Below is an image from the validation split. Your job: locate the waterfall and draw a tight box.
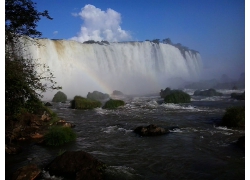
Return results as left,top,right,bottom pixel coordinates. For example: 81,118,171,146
21,38,202,100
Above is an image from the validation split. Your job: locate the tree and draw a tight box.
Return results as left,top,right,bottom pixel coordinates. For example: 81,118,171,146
162,38,172,45
5,0,61,115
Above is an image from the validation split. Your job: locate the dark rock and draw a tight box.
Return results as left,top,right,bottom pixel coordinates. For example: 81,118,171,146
231,92,245,100
46,151,106,180
54,119,76,128
5,144,22,155
134,124,168,136
236,136,245,150
12,164,41,180
44,102,52,106
193,88,223,96
112,90,124,96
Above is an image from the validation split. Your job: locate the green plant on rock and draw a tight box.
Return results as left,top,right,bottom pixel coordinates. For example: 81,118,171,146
71,96,102,109
52,91,67,102
102,99,125,109
221,106,245,128
164,90,191,103
44,126,77,146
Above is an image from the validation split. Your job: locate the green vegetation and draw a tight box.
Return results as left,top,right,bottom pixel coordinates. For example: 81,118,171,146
193,88,223,96
112,90,124,95
87,91,109,101
71,96,102,109
52,91,67,102
164,90,191,103
44,126,77,146
5,0,61,117
102,99,125,109
221,106,245,128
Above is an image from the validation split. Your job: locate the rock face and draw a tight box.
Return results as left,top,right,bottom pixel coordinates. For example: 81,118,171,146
12,164,41,180
134,124,168,136
46,151,106,180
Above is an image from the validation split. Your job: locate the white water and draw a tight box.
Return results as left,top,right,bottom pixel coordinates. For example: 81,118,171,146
21,38,202,100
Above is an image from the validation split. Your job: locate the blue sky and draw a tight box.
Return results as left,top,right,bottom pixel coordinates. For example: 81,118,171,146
32,0,246,80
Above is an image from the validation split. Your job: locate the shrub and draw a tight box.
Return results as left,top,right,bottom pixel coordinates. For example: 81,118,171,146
221,106,245,128
44,126,77,146
71,96,102,109
160,87,171,98
164,90,191,103
102,99,125,109
87,91,109,101
52,91,67,102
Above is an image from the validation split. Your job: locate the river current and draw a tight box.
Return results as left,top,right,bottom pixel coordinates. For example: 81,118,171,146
6,89,245,180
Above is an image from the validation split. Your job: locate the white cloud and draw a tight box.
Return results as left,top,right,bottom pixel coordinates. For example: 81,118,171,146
70,4,131,42
53,31,58,35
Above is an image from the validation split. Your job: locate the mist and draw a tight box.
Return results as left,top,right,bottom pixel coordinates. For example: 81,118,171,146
21,38,202,101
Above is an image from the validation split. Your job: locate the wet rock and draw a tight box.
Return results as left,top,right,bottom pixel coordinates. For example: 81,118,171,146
134,124,168,136
41,111,51,121
46,151,106,180
12,164,41,180
54,119,76,128
44,102,52,106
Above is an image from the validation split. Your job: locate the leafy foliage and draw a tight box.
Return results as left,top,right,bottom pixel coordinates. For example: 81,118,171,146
52,91,67,102
71,96,102,109
44,126,77,146
5,0,61,116
87,91,109,101
102,99,125,109
164,90,191,104
221,106,245,128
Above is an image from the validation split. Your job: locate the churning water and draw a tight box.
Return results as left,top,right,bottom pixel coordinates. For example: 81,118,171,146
6,89,245,180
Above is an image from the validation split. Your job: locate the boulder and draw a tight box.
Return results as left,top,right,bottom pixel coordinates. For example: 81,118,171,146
134,124,168,136
71,96,102,109
12,164,41,180
44,102,52,106
112,90,124,96
87,91,109,101
46,151,106,180
193,88,223,96
102,99,125,109
231,92,245,100
54,119,76,128
164,90,191,103
52,91,67,102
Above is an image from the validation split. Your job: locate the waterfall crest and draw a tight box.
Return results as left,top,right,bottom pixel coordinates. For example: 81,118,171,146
21,38,202,100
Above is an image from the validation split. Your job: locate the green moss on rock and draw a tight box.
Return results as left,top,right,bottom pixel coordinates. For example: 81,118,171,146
221,106,245,128
52,91,67,102
44,126,77,146
102,99,125,109
164,90,191,103
87,91,109,101
71,96,102,109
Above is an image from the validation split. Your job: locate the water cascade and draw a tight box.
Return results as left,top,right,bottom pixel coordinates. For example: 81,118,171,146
21,38,202,100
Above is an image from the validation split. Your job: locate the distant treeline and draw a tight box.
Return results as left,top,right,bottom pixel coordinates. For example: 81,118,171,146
81,38,199,58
